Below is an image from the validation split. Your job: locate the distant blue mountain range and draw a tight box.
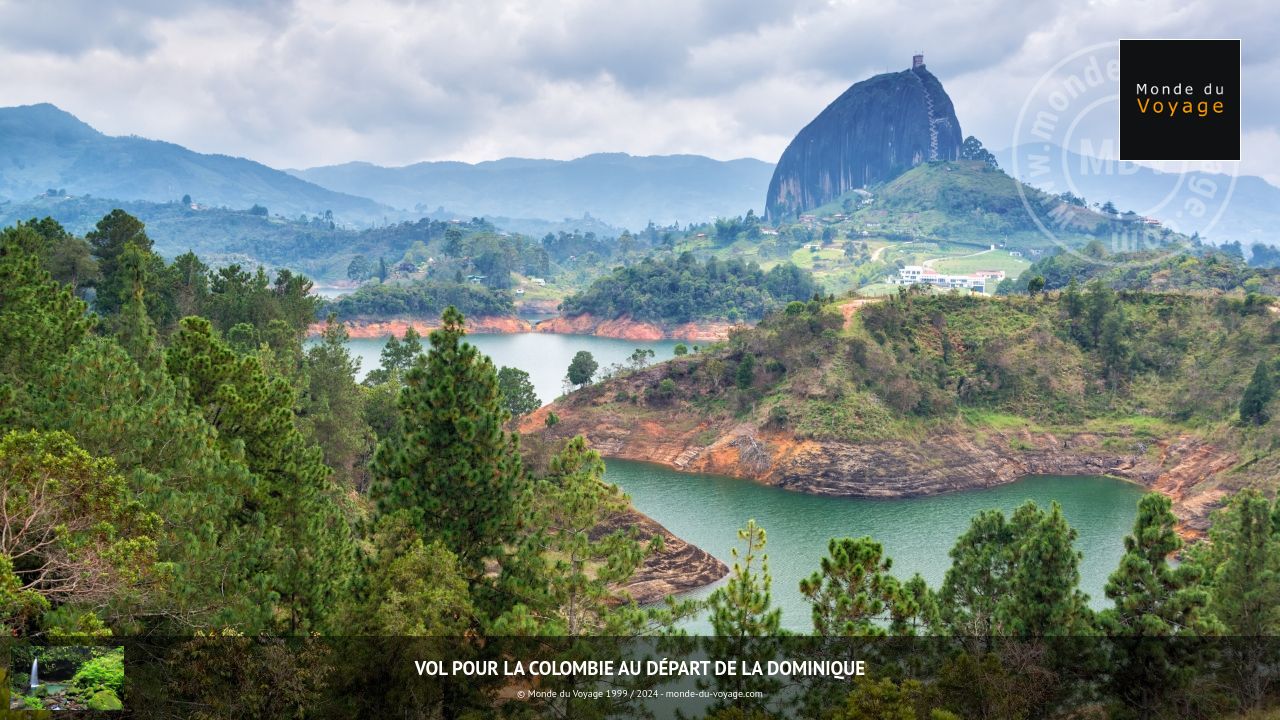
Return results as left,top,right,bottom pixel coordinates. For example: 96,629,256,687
0,103,776,231
0,103,392,223
289,153,775,231
995,144,1280,250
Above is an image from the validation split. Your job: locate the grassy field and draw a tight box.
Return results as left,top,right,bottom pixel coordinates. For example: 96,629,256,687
931,249,1030,275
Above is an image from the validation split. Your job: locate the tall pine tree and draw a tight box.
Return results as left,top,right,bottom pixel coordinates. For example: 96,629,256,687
703,519,786,717
996,502,1093,636
939,509,1017,637
1100,493,1219,717
0,225,94,426
371,307,527,571
1101,493,1214,635
166,317,356,632
86,209,152,315
1193,490,1280,710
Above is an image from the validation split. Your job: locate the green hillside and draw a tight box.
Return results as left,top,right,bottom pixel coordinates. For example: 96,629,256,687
1007,241,1280,295
814,160,1168,255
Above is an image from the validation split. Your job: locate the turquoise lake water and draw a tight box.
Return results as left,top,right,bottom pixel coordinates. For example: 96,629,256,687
337,332,1145,633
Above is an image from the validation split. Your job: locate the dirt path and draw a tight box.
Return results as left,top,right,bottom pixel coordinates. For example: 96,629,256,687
871,240,909,262
923,247,991,268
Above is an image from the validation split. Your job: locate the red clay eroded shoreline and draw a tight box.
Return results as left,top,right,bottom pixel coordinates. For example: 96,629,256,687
312,316,533,338
312,314,743,342
534,314,742,342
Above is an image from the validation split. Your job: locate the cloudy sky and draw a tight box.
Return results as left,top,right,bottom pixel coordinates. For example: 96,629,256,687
3,0,1278,182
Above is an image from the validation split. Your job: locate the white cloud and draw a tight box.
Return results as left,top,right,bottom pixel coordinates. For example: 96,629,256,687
0,0,1276,174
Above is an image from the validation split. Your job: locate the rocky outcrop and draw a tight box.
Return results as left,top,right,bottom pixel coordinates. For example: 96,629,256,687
521,401,1238,541
534,314,742,342
766,62,963,220
604,508,728,603
315,315,531,338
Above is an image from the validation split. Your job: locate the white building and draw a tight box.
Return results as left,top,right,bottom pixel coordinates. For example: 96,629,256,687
895,265,1006,294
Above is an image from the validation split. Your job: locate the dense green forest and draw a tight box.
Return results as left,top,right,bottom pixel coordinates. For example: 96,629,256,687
327,279,515,319
559,252,821,323
0,194,650,286
0,210,690,637
7,210,1280,717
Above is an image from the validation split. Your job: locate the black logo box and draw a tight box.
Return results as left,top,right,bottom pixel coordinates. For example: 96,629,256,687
1120,39,1240,161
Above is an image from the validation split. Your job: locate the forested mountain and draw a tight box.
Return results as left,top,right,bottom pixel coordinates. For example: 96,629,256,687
0,103,392,222
803,159,1147,258
291,153,775,231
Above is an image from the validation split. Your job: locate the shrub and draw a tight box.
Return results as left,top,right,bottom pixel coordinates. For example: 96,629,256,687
87,688,123,711
71,649,124,696
23,695,43,710
646,378,678,405
766,403,790,429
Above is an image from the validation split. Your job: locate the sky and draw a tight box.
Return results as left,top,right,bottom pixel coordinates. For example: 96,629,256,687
2,0,1279,183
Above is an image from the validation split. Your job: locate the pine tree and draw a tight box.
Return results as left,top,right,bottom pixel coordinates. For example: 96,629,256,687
942,502,1092,638
801,536,936,636
300,315,374,489
707,519,782,638
112,242,163,371
996,502,1093,636
340,512,473,636
0,226,94,425
1102,493,1213,635
1239,360,1274,425
1063,277,1083,318
1202,490,1280,636
494,436,667,635
370,307,527,571
37,337,272,631
1194,490,1280,710
167,317,356,632
382,326,423,373
1100,493,1218,717
1084,279,1114,346
703,520,785,717
939,509,1017,637
86,209,152,315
